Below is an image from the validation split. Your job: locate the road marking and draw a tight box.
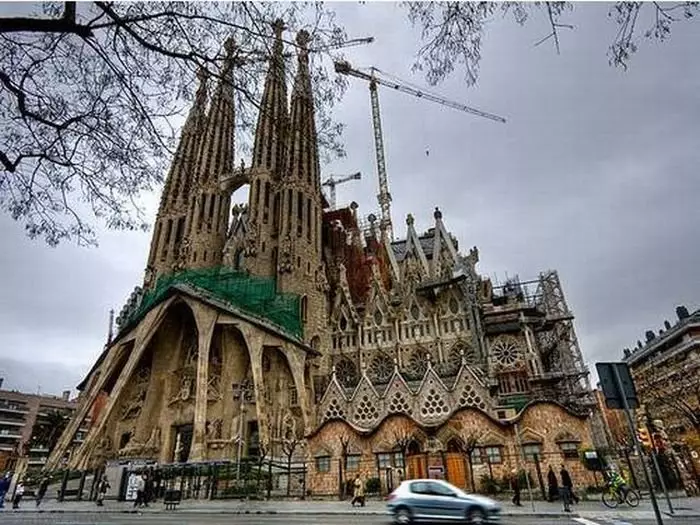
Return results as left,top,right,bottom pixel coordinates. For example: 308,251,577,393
574,518,603,525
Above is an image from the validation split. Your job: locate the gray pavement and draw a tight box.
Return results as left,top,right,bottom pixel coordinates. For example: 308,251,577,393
2,495,699,524
0,513,697,525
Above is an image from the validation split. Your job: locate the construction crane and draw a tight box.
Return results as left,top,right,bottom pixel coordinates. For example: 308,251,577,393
243,36,375,62
322,172,362,209
334,60,506,240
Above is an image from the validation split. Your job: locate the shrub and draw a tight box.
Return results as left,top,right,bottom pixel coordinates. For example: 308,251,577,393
480,474,499,495
365,477,381,494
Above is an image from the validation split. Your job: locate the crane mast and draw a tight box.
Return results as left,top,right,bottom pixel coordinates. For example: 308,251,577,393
335,60,506,241
368,79,393,240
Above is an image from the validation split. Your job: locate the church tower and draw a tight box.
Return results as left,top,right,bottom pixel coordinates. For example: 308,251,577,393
276,30,326,344
244,19,289,277
144,69,209,287
183,38,237,269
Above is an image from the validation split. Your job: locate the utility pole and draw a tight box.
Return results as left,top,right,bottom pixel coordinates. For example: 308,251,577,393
600,363,664,525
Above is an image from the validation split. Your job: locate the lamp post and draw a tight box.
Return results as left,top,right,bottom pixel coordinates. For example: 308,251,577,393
232,379,254,482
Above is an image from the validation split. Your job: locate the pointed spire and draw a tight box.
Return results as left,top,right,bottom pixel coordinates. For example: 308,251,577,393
285,30,319,185
195,37,237,186
159,68,209,212
252,19,288,177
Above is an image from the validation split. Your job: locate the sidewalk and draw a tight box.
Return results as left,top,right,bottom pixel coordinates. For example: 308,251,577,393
4,495,700,518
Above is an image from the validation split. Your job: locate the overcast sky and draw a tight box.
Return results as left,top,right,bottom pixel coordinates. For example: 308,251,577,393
1,3,698,396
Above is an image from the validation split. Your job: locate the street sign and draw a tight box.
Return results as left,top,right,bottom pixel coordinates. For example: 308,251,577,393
596,362,639,410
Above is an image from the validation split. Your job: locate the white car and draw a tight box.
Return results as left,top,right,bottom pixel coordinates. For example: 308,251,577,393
386,479,501,524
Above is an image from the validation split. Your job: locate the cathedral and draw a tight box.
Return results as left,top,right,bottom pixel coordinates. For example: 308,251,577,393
47,21,597,494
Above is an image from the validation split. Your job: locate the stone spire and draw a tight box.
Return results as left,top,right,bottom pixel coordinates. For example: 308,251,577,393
195,37,237,186
284,30,319,187
251,19,288,176
144,68,209,286
275,30,327,346
242,20,289,279
183,37,237,269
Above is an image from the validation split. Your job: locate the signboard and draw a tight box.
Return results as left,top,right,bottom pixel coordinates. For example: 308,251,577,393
125,473,141,501
596,362,639,410
428,466,444,480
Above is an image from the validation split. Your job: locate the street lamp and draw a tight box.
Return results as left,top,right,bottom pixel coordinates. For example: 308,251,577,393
232,379,254,481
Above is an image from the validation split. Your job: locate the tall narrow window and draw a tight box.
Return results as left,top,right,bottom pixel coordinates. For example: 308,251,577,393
297,192,303,238
300,295,308,323
306,197,312,241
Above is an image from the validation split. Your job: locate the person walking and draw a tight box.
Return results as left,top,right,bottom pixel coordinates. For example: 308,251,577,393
12,480,24,509
35,476,49,507
350,475,365,507
547,466,559,502
0,473,10,508
96,475,110,506
143,472,153,507
510,469,522,506
134,473,146,508
560,465,573,512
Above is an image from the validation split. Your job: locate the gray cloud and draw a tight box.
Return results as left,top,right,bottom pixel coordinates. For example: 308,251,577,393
0,3,698,392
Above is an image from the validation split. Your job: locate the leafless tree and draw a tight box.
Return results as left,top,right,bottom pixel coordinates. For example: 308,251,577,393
635,357,700,437
0,1,349,246
392,419,416,459
281,429,302,497
401,2,698,87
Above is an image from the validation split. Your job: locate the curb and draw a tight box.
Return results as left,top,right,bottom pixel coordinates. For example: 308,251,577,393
0,508,578,518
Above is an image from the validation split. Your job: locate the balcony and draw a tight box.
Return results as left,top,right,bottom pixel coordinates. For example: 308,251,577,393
0,431,22,439
0,419,25,427
0,445,15,452
28,456,48,466
0,404,29,414
29,446,49,453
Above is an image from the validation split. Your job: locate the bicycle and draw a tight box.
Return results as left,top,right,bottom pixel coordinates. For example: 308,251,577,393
601,481,640,508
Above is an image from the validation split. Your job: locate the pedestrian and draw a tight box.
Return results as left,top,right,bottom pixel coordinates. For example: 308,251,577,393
560,464,573,512
134,473,145,508
547,466,558,502
0,473,10,508
350,474,365,507
35,476,49,507
96,475,110,507
12,480,25,509
510,469,522,506
143,472,153,507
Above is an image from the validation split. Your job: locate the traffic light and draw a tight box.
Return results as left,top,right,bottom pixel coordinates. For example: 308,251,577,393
638,427,652,452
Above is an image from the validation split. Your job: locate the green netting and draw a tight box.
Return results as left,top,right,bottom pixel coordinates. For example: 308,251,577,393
128,267,302,339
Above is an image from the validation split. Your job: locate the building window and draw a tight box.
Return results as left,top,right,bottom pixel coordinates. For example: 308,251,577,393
393,451,405,468
289,386,298,407
523,443,542,462
470,449,483,465
316,456,331,473
300,296,308,324
345,454,360,471
559,442,579,459
377,453,392,469
484,446,502,464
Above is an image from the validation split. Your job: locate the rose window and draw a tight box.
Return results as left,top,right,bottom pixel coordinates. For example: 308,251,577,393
405,350,429,380
335,358,358,388
458,385,486,410
368,354,394,384
491,337,522,368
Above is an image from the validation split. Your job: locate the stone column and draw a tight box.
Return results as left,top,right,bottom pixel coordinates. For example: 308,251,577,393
188,305,219,461
282,344,311,433
240,326,270,448
70,300,174,469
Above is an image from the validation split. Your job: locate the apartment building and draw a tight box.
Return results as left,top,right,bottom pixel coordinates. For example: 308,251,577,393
0,379,87,471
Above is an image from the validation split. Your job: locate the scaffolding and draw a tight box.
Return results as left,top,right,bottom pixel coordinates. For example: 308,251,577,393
125,267,302,339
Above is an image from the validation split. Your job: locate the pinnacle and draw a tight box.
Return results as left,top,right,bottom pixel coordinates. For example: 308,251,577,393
296,29,311,49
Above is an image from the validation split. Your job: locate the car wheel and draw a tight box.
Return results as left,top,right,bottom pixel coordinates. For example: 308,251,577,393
466,507,486,524
394,507,412,525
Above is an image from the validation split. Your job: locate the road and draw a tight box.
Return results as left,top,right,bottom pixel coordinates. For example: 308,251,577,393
0,514,695,525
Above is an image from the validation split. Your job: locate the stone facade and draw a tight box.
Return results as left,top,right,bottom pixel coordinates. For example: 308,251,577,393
47,20,599,494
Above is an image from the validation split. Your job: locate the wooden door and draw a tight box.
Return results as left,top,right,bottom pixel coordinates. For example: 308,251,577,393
445,452,467,489
406,455,427,479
